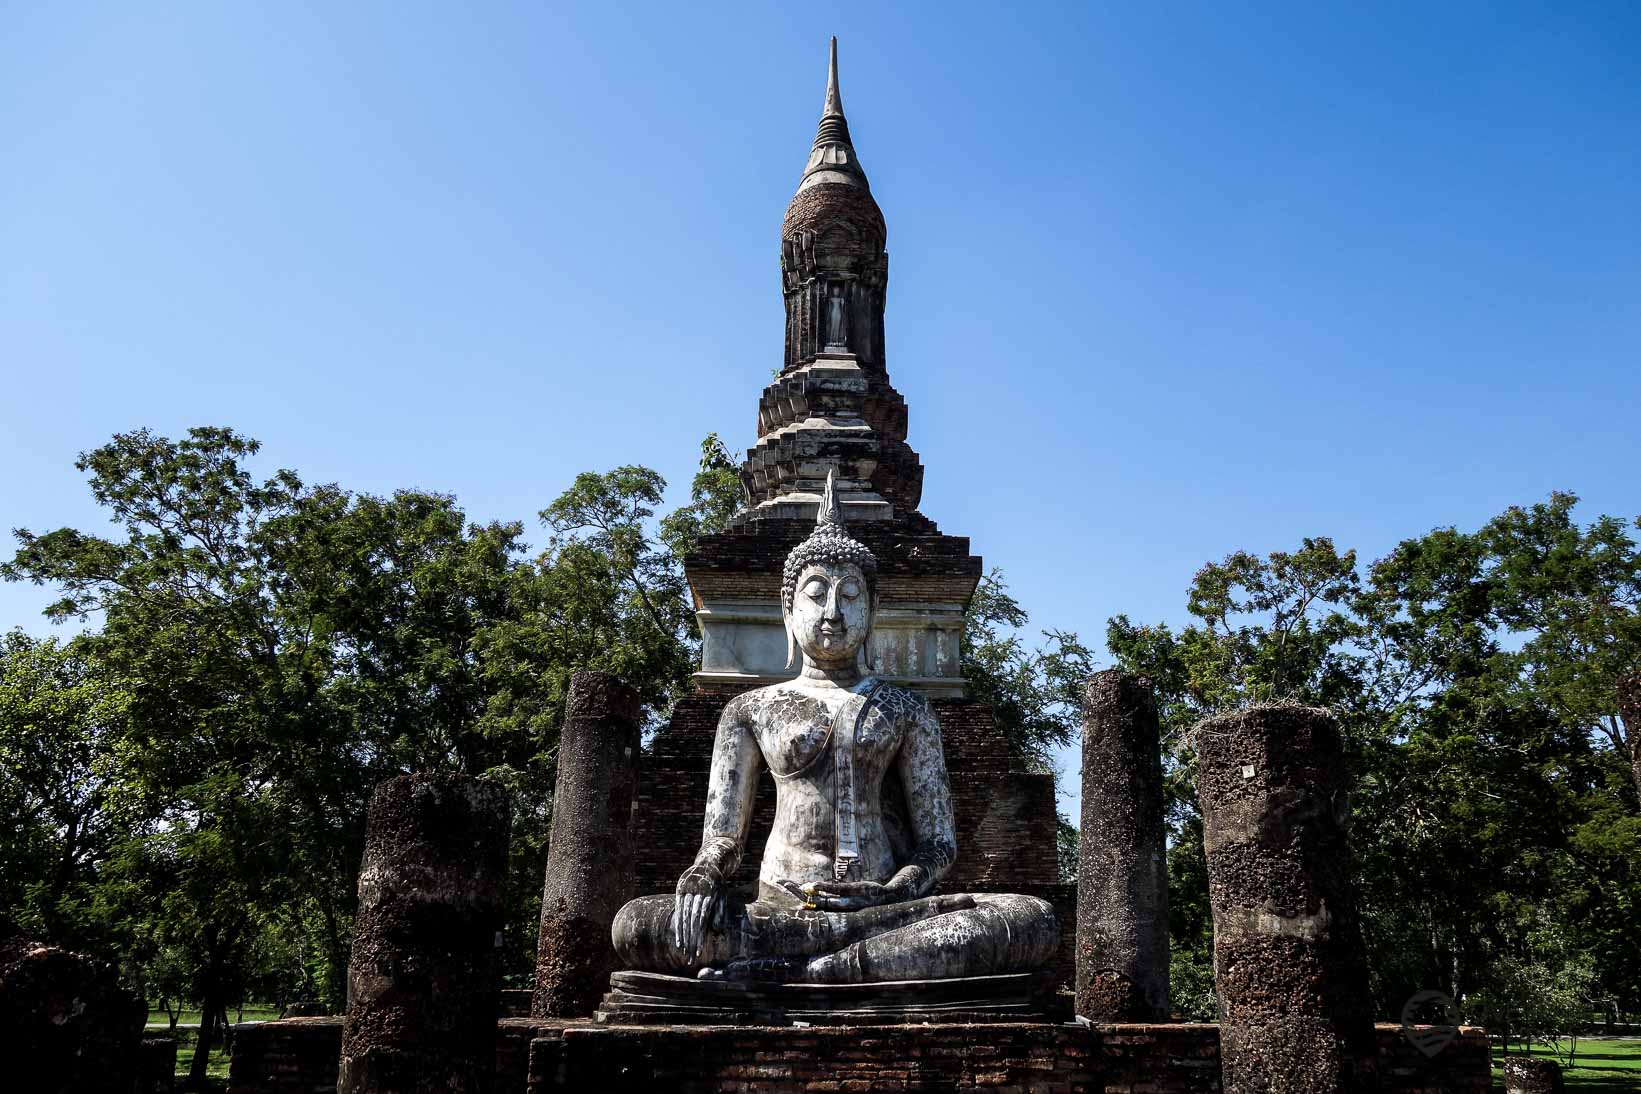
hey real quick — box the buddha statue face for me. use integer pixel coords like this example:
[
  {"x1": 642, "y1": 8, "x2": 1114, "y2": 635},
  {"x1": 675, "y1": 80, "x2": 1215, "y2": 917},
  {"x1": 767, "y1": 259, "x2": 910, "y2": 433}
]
[{"x1": 785, "y1": 560, "x2": 873, "y2": 669}]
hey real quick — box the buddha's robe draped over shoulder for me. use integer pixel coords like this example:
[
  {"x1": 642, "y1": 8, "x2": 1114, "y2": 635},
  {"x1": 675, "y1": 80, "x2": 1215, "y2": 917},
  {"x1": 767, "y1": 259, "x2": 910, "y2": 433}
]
[{"x1": 694, "y1": 681, "x2": 957, "y2": 905}]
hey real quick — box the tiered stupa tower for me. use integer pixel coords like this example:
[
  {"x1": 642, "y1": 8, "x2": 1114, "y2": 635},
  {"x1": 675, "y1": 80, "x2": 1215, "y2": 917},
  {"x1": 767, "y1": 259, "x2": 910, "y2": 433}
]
[
  {"x1": 687, "y1": 38, "x2": 978, "y2": 698},
  {"x1": 635, "y1": 37, "x2": 1065, "y2": 967},
  {"x1": 739, "y1": 37, "x2": 922, "y2": 526}
]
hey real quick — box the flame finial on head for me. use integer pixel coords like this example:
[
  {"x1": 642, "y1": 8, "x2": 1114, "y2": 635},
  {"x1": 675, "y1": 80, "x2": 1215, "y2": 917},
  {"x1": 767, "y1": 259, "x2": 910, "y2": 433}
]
[
  {"x1": 780, "y1": 469, "x2": 878, "y2": 612},
  {"x1": 817, "y1": 468, "x2": 845, "y2": 529}
]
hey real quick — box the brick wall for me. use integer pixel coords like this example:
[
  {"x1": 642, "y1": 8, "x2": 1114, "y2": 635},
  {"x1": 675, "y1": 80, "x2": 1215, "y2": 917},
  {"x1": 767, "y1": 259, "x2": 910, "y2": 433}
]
[
  {"x1": 227, "y1": 1017, "x2": 548, "y2": 1094},
  {"x1": 527, "y1": 1022, "x2": 1490, "y2": 1094},
  {"x1": 684, "y1": 516, "x2": 981, "y2": 606},
  {"x1": 229, "y1": 1017, "x2": 341, "y2": 1094},
  {"x1": 232, "y1": 1018, "x2": 1490, "y2": 1094}
]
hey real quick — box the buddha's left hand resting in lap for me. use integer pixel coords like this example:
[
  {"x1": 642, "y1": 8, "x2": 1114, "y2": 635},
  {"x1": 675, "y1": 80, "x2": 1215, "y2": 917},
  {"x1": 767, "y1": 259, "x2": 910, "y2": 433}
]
[{"x1": 612, "y1": 473, "x2": 1058, "y2": 984}]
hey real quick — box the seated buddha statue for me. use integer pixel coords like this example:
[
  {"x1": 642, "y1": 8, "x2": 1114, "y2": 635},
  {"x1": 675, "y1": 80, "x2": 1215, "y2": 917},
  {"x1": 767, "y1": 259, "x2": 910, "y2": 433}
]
[{"x1": 611, "y1": 473, "x2": 1058, "y2": 984}]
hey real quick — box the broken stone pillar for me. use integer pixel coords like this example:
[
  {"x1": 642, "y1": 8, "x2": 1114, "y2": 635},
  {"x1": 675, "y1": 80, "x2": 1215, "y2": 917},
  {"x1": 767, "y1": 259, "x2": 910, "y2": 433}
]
[
  {"x1": 1504, "y1": 1057, "x2": 1565, "y2": 1093},
  {"x1": 1619, "y1": 672, "x2": 1641, "y2": 805},
  {"x1": 338, "y1": 773, "x2": 511, "y2": 1094},
  {"x1": 1076, "y1": 669, "x2": 1170, "y2": 1021},
  {"x1": 1194, "y1": 705, "x2": 1375, "y2": 1094},
  {"x1": 0, "y1": 933, "x2": 146, "y2": 1094},
  {"x1": 533, "y1": 671, "x2": 642, "y2": 1018}
]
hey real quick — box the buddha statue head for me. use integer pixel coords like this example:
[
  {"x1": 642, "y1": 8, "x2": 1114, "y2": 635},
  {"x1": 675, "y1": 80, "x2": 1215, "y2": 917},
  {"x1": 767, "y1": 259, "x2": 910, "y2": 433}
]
[{"x1": 781, "y1": 470, "x2": 879, "y2": 672}]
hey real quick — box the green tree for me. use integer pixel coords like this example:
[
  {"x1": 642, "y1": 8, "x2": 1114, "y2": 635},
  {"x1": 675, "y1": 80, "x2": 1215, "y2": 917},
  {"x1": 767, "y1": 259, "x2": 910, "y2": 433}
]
[
  {"x1": 963, "y1": 568, "x2": 1096, "y2": 772},
  {"x1": 1480, "y1": 494, "x2": 1641, "y2": 802},
  {"x1": 0, "y1": 631, "x2": 135, "y2": 944},
  {"x1": 1106, "y1": 538, "x2": 1374, "y2": 1014},
  {"x1": 657, "y1": 433, "x2": 742, "y2": 567},
  {"x1": 1106, "y1": 502, "x2": 1641, "y2": 1019},
  {"x1": 959, "y1": 568, "x2": 1095, "y2": 893},
  {"x1": 483, "y1": 435, "x2": 742, "y2": 977},
  {"x1": 1364, "y1": 495, "x2": 1641, "y2": 1012},
  {"x1": 2, "y1": 428, "x2": 551, "y2": 1085}
]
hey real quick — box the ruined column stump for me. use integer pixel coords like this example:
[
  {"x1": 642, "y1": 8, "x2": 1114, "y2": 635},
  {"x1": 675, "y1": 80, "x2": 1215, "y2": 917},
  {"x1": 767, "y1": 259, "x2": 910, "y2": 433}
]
[
  {"x1": 338, "y1": 773, "x2": 511, "y2": 1094},
  {"x1": 1194, "y1": 705, "x2": 1375, "y2": 1094},
  {"x1": 533, "y1": 671, "x2": 642, "y2": 1018},
  {"x1": 0, "y1": 934, "x2": 145, "y2": 1094},
  {"x1": 1076, "y1": 669, "x2": 1170, "y2": 1020},
  {"x1": 1504, "y1": 1057, "x2": 1565, "y2": 1093}
]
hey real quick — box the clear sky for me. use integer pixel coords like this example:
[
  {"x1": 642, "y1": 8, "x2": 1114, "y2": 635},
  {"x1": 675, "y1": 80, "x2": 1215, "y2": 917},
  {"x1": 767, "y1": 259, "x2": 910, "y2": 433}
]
[{"x1": 4, "y1": 3, "x2": 1638, "y2": 808}]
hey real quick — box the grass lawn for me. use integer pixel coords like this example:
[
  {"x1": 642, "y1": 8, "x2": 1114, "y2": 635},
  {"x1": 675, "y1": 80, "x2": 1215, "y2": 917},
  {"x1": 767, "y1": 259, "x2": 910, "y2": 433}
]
[
  {"x1": 1492, "y1": 1038, "x2": 1641, "y2": 1090},
  {"x1": 146, "y1": 1005, "x2": 283, "y2": 1086}
]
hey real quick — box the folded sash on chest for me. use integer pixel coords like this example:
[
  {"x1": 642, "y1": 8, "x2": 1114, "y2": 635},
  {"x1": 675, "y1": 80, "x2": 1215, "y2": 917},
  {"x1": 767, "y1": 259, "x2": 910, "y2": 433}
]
[{"x1": 831, "y1": 680, "x2": 886, "y2": 882}]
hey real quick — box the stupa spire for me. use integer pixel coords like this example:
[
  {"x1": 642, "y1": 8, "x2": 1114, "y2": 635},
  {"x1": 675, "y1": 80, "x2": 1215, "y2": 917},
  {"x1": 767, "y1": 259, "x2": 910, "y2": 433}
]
[
  {"x1": 823, "y1": 35, "x2": 843, "y2": 117},
  {"x1": 751, "y1": 35, "x2": 917, "y2": 526},
  {"x1": 800, "y1": 36, "x2": 868, "y2": 191}
]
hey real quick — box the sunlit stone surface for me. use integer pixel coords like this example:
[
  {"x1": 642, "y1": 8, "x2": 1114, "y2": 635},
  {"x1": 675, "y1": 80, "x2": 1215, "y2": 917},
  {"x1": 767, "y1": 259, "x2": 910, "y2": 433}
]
[{"x1": 611, "y1": 474, "x2": 1058, "y2": 987}]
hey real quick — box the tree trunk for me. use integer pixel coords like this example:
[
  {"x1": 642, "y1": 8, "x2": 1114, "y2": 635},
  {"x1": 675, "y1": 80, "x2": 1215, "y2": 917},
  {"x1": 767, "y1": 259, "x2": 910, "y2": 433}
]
[
  {"x1": 318, "y1": 890, "x2": 349, "y2": 1011},
  {"x1": 185, "y1": 931, "x2": 227, "y2": 1091},
  {"x1": 186, "y1": 992, "x2": 218, "y2": 1089},
  {"x1": 1617, "y1": 673, "x2": 1640, "y2": 807},
  {"x1": 50, "y1": 811, "x2": 80, "y2": 903}
]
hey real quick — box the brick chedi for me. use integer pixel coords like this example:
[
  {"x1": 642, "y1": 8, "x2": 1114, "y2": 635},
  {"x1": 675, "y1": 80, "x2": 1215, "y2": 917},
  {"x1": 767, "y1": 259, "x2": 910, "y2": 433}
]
[
  {"x1": 742, "y1": 36, "x2": 919, "y2": 526},
  {"x1": 632, "y1": 38, "x2": 1072, "y2": 984},
  {"x1": 690, "y1": 38, "x2": 979, "y2": 699}
]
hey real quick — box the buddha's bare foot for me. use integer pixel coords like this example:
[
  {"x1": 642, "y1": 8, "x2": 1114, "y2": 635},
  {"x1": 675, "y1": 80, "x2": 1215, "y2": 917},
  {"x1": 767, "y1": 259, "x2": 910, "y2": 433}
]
[{"x1": 698, "y1": 956, "x2": 805, "y2": 983}]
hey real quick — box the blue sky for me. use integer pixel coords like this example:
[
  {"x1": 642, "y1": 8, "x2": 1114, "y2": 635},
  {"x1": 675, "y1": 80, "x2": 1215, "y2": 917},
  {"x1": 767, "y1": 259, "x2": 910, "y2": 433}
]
[{"x1": 3, "y1": 3, "x2": 1638, "y2": 803}]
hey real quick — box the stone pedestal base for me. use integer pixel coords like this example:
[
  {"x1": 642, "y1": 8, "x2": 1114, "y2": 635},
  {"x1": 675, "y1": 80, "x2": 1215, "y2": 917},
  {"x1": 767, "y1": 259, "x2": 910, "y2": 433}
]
[
  {"x1": 595, "y1": 970, "x2": 1057, "y2": 1025},
  {"x1": 227, "y1": 1016, "x2": 1491, "y2": 1094}
]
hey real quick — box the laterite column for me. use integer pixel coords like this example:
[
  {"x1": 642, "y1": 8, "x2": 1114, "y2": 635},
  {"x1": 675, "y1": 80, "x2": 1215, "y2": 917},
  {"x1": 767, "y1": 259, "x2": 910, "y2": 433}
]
[
  {"x1": 1194, "y1": 705, "x2": 1375, "y2": 1094},
  {"x1": 532, "y1": 671, "x2": 641, "y2": 1017},
  {"x1": 338, "y1": 773, "x2": 511, "y2": 1094},
  {"x1": 1076, "y1": 670, "x2": 1170, "y2": 1020}
]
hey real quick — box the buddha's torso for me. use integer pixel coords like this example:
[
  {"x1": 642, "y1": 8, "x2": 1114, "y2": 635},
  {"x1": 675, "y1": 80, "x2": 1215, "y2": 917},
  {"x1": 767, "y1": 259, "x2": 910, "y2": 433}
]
[{"x1": 734, "y1": 678, "x2": 921, "y2": 899}]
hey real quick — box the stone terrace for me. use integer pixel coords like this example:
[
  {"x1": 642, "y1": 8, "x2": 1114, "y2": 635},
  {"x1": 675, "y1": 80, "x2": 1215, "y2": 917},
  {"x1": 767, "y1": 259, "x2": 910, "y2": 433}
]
[{"x1": 230, "y1": 1017, "x2": 1490, "y2": 1094}]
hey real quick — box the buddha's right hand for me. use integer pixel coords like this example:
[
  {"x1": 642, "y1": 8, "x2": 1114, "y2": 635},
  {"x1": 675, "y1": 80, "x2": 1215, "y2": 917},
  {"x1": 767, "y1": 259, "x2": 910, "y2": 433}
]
[{"x1": 674, "y1": 864, "x2": 721, "y2": 962}]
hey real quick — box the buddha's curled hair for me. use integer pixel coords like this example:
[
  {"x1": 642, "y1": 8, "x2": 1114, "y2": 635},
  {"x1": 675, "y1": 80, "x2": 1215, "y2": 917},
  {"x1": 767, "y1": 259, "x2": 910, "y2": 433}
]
[{"x1": 780, "y1": 470, "x2": 879, "y2": 610}]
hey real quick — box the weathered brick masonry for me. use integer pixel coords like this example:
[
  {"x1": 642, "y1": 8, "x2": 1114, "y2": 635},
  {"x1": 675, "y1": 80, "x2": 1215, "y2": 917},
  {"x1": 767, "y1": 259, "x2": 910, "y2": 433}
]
[
  {"x1": 682, "y1": 515, "x2": 982, "y2": 610},
  {"x1": 230, "y1": 1018, "x2": 1490, "y2": 1094},
  {"x1": 231, "y1": 1017, "x2": 552, "y2": 1094}
]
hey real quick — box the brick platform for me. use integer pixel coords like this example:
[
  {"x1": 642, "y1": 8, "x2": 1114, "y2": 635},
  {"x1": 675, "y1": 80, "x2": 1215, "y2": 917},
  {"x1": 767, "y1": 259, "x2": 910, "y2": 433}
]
[{"x1": 229, "y1": 1017, "x2": 1489, "y2": 1094}]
